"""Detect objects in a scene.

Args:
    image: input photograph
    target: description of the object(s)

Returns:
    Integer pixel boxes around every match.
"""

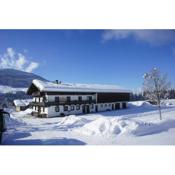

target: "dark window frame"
[67,96,71,102]
[78,96,82,101]
[76,104,80,110]
[64,105,68,111]
[55,96,59,102]
[71,105,74,111]
[88,96,92,101]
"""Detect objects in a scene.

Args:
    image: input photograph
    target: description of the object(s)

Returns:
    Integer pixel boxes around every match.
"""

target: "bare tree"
[143,68,170,120]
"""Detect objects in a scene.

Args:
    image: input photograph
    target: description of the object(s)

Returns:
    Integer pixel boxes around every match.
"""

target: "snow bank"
[161,99,175,106]
[74,117,145,137]
[129,101,152,107]
[58,115,90,128]
[74,117,121,136]
[74,116,158,138]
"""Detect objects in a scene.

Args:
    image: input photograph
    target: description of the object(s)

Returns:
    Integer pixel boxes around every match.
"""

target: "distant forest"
[131,89,175,101]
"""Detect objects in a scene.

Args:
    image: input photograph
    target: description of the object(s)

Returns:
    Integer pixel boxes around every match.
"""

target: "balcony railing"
[30,99,96,107]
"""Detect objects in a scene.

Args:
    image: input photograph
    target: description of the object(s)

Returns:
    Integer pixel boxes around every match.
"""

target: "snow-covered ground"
[2,100,175,145]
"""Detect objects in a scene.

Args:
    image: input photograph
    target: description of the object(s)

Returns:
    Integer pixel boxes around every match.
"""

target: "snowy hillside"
[0,85,27,94]
[2,100,175,145]
[0,68,46,87]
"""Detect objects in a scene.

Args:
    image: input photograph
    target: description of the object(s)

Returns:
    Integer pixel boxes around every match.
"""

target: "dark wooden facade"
[97,93,130,103]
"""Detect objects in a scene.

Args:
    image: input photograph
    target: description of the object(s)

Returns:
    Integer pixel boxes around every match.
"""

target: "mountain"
[0,69,47,88]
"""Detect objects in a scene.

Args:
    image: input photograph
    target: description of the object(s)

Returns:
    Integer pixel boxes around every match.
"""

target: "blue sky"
[0,30,175,91]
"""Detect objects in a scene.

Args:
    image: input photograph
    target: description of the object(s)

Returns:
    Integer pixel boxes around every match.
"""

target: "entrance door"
[82,105,86,113]
[115,103,120,109]
[38,106,41,117]
[95,105,98,112]
[112,104,115,110]
[86,105,90,113]
[122,103,126,109]
[82,105,90,114]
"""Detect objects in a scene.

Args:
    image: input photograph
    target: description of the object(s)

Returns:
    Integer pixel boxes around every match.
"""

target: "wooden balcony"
[30,99,96,107]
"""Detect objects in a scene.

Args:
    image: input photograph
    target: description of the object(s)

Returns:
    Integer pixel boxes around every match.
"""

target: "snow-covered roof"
[13,99,33,107]
[30,79,131,93]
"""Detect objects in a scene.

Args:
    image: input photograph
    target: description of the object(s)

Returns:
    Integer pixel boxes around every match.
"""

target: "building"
[13,99,33,112]
[27,79,131,117]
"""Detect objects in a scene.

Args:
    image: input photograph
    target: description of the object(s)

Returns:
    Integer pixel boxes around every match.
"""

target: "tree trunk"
[158,103,162,120]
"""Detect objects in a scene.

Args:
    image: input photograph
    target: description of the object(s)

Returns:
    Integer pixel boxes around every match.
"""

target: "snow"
[2,100,175,145]
[161,99,175,106]
[13,99,32,106]
[0,85,27,94]
[31,79,131,93]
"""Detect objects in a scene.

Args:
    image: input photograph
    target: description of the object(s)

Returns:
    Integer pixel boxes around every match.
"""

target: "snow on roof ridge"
[32,79,131,93]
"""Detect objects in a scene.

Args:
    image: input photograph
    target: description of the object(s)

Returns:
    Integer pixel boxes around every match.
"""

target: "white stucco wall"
[46,105,83,117]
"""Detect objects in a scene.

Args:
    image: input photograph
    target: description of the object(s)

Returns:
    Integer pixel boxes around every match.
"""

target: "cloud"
[102,30,175,45]
[0,47,39,73]
[25,62,39,73]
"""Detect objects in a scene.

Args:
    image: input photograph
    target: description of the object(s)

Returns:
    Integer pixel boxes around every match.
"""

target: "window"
[43,107,45,112]
[55,106,60,112]
[88,96,92,101]
[78,96,82,101]
[105,104,107,107]
[108,104,111,107]
[91,104,94,109]
[67,96,71,102]
[64,105,68,111]
[71,105,74,111]
[76,104,80,110]
[55,97,59,102]
[101,104,103,108]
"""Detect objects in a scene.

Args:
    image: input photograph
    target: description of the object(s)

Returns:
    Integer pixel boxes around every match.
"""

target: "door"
[122,103,126,109]
[112,104,115,110]
[83,105,90,114]
[86,105,90,113]
[82,105,86,113]
[115,103,120,109]
[95,105,98,112]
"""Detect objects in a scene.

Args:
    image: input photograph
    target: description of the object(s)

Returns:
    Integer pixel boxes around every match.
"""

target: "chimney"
[55,80,61,84]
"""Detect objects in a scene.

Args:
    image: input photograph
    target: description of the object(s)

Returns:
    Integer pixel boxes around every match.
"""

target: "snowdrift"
[73,115,173,138]
[129,101,153,108]
[74,116,152,137]
[58,115,90,128]
[161,99,175,106]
